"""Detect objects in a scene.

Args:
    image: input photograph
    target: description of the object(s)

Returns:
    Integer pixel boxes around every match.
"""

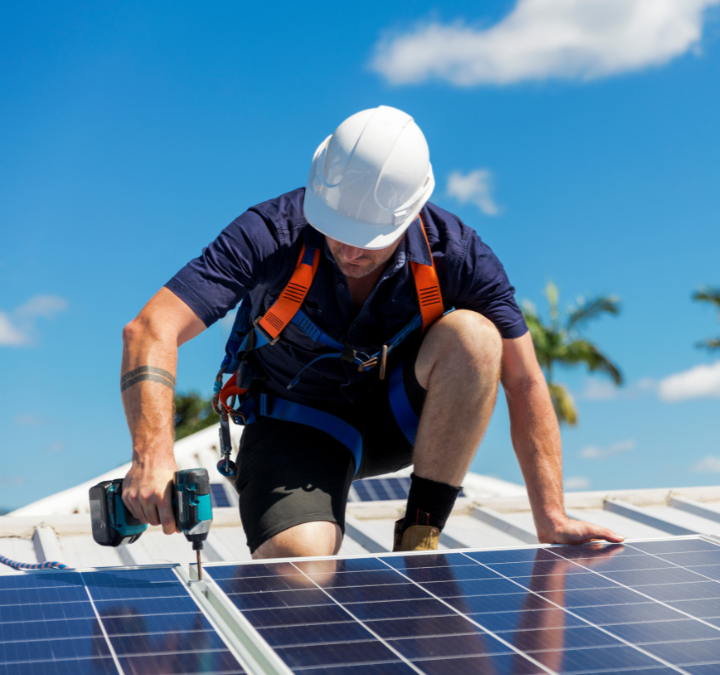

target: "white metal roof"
[3,423,720,573]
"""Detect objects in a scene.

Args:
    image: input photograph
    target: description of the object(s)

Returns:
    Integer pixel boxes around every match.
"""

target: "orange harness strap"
[219,378,247,415]
[257,245,321,342]
[410,216,444,332]
[219,246,320,415]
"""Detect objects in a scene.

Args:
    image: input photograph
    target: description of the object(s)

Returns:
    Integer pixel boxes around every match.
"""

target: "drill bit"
[196,548,203,581]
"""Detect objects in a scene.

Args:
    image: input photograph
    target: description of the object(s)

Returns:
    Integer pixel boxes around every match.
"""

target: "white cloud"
[447,170,500,216]
[16,295,68,319]
[691,455,720,473]
[578,377,656,401]
[580,439,636,460]
[45,442,65,453]
[371,0,720,86]
[579,379,620,401]
[564,476,590,490]
[15,414,50,427]
[658,360,720,401]
[0,473,26,487]
[0,295,68,347]
[0,312,26,345]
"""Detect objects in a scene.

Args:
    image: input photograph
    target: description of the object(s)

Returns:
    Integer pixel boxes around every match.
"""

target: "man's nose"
[341,245,365,262]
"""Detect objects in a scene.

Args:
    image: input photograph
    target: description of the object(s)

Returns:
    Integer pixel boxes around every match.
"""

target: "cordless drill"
[89,468,212,579]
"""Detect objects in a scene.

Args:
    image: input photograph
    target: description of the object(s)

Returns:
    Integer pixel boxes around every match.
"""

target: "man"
[121,106,622,557]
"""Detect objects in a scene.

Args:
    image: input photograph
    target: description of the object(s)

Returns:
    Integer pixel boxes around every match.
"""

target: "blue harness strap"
[259,393,363,474]
[290,311,345,350]
[388,359,420,446]
[221,302,254,372]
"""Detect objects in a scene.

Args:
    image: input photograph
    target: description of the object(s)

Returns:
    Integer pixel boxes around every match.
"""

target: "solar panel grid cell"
[0,567,246,675]
[351,477,466,502]
[206,537,720,674]
[352,478,394,502]
[211,483,232,508]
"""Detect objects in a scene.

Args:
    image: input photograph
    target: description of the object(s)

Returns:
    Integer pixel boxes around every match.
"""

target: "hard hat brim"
[303,187,420,250]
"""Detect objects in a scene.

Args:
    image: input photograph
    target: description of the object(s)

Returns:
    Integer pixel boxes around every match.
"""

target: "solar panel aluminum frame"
[193,534,720,675]
[178,565,294,675]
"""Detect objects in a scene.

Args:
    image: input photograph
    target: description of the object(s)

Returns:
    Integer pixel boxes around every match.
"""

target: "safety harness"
[213,216,444,478]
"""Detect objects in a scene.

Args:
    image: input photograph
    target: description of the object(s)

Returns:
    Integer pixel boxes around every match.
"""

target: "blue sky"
[2,0,719,510]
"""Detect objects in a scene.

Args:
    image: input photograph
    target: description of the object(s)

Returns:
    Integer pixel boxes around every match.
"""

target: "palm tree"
[693,286,720,351]
[522,282,623,426]
[174,391,217,440]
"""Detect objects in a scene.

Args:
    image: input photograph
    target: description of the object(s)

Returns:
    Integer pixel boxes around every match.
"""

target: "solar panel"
[203,536,720,674]
[211,482,232,508]
[352,477,412,501]
[351,477,464,502]
[0,566,246,674]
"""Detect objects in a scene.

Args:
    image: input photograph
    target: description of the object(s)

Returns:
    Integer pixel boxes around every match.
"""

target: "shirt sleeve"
[452,231,528,340]
[164,209,285,327]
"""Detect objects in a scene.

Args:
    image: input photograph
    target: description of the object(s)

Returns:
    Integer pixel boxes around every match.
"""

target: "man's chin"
[338,262,374,279]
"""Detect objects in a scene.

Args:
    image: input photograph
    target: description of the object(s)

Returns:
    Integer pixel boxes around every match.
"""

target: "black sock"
[402,473,462,533]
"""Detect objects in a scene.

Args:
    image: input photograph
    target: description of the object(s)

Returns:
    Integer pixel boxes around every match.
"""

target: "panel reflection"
[467,545,630,673]
[91,601,243,674]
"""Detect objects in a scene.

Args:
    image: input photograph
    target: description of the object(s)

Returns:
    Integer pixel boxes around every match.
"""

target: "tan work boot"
[392,517,440,552]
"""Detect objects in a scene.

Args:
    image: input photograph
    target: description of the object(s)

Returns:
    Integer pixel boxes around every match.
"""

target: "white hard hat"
[303,106,435,250]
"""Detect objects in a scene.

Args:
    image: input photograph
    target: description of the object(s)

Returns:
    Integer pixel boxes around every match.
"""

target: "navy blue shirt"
[166,188,527,404]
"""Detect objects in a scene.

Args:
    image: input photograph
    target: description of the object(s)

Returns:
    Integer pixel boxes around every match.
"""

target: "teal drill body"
[90,468,213,551]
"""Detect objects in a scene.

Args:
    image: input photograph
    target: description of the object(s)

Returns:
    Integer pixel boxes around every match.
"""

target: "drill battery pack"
[89,479,147,547]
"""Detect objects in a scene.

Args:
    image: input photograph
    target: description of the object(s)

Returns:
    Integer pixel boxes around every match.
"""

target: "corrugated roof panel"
[210,528,253,562]
[137,530,203,566]
[564,508,679,540]
[0,539,36,574]
[441,515,536,549]
[643,505,720,536]
[58,534,124,569]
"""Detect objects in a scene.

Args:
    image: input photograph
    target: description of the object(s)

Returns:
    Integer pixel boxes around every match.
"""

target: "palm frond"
[522,310,560,374]
[548,383,577,426]
[693,287,720,311]
[696,338,720,351]
[567,295,621,331]
[559,339,624,385]
[521,283,622,403]
[545,282,559,323]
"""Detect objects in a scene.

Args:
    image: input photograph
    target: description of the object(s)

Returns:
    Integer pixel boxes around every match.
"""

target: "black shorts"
[234,339,426,553]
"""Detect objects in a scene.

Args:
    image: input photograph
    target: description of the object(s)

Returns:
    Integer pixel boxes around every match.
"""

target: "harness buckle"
[253,316,282,346]
[358,344,389,376]
[358,356,377,372]
[379,345,388,380]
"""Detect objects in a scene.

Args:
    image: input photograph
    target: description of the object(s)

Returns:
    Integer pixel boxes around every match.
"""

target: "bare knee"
[416,310,502,388]
[252,521,342,560]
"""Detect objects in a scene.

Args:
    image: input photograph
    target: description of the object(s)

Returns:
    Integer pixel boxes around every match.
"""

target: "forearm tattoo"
[121,366,176,393]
